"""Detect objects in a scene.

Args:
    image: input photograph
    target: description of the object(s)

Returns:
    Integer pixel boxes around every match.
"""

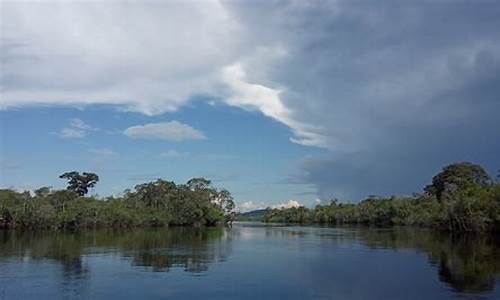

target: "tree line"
[263,162,500,233]
[0,173,235,230]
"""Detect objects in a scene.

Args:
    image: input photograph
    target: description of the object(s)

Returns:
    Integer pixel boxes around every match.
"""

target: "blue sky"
[0,102,324,209]
[1,1,500,210]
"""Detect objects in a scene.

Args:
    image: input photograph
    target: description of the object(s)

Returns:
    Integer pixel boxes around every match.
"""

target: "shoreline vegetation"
[0,175,235,230]
[1,162,499,233]
[260,162,500,233]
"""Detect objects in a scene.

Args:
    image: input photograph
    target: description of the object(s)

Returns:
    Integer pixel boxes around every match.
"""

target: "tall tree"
[59,171,99,196]
[424,162,491,200]
[215,189,235,214]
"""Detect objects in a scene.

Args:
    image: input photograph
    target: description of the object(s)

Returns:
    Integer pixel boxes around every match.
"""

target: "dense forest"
[0,173,235,230]
[263,162,500,233]
[1,162,499,232]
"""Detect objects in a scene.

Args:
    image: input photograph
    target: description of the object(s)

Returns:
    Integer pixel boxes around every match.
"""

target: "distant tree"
[59,171,99,196]
[186,178,211,191]
[34,186,51,197]
[424,162,491,200]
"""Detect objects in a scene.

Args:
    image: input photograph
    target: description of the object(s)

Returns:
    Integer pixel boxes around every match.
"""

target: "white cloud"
[237,199,302,212]
[272,200,301,209]
[0,1,324,147]
[237,201,267,212]
[57,118,96,139]
[9,187,36,197]
[124,121,205,141]
[70,118,97,131]
[221,62,329,148]
[0,1,240,115]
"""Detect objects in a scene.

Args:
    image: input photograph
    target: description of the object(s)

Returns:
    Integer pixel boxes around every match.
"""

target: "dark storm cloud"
[228,0,500,200]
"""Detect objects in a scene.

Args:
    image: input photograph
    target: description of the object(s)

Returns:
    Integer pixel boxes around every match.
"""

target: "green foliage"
[263,162,500,233]
[263,206,311,224]
[59,171,99,196]
[0,177,235,230]
[425,162,491,201]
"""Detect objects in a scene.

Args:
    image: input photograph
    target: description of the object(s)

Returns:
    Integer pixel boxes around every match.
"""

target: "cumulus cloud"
[0,0,326,146]
[272,200,301,209]
[124,121,205,141]
[0,0,239,114]
[237,199,302,212]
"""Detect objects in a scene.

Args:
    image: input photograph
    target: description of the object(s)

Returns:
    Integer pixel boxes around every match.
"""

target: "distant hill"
[234,209,268,221]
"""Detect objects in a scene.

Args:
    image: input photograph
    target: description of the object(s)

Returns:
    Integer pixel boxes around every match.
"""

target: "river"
[0,223,499,299]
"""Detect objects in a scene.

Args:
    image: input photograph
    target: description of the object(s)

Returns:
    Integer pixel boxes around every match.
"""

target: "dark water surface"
[1,223,499,299]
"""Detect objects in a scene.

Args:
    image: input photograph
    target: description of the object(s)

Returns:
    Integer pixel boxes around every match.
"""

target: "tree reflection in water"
[355,228,500,294]
[0,226,499,295]
[0,227,230,275]
[250,225,500,294]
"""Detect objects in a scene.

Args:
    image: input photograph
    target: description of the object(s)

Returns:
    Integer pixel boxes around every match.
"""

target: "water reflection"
[0,227,229,274]
[0,225,499,298]
[352,228,500,294]
[242,224,500,294]
[123,229,230,272]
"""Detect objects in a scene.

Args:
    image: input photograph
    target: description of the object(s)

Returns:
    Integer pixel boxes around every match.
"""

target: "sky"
[1,0,500,211]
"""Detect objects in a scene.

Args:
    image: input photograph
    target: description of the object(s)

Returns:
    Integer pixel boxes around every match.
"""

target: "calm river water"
[0,223,499,299]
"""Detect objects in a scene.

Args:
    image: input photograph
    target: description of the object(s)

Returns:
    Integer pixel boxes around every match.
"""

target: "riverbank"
[262,163,500,233]
[0,178,235,230]
[262,189,500,233]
